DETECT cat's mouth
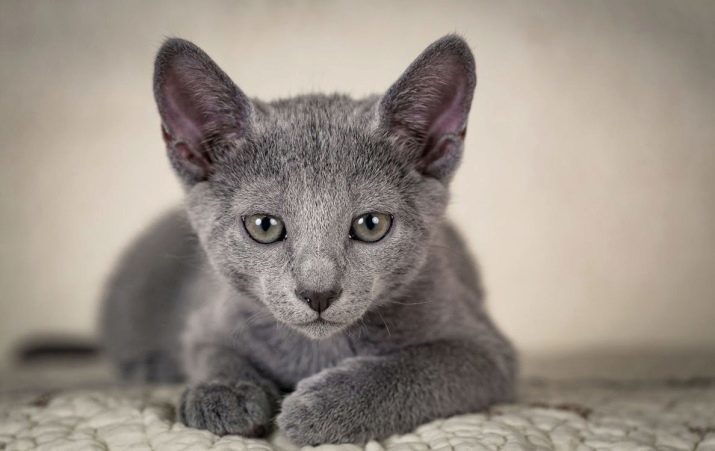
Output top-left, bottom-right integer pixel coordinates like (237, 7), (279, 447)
(292, 317), (346, 339)
(295, 318), (342, 326)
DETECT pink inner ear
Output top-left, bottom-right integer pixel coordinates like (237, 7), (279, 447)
(161, 71), (206, 151)
(419, 72), (469, 170)
(159, 70), (215, 177)
(426, 81), (466, 144)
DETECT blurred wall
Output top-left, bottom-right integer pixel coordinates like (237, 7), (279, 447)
(1, 0), (714, 365)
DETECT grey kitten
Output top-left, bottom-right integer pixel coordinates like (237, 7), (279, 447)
(100, 34), (516, 445)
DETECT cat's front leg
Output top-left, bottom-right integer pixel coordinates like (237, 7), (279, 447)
(179, 344), (280, 437)
(277, 340), (516, 446)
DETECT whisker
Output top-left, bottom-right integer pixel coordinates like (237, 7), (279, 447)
(385, 300), (432, 306)
(358, 317), (368, 340)
(376, 310), (391, 337)
(245, 310), (267, 325)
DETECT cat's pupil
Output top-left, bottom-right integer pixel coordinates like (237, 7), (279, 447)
(357, 215), (379, 231)
(366, 215), (378, 230)
(257, 217), (275, 232)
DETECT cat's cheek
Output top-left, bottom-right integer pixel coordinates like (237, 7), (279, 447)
(184, 182), (221, 243)
(342, 222), (424, 304)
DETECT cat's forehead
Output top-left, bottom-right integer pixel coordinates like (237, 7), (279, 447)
(246, 94), (406, 181)
(258, 94), (377, 154)
(222, 94), (415, 214)
(265, 93), (377, 124)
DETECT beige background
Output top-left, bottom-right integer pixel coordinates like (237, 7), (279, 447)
(1, 0), (714, 366)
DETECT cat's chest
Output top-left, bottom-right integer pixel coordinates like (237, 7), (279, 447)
(237, 316), (358, 389)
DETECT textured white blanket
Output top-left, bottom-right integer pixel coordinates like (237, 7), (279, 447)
(1, 357), (714, 450)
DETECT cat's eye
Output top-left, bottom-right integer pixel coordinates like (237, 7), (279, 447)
(243, 214), (286, 244)
(350, 212), (393, 243)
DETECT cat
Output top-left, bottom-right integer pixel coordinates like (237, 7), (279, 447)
(100, 34), (517, 446)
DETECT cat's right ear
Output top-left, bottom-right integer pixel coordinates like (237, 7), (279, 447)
(153, 38), (252, 184)
(379, 35), (476, 182)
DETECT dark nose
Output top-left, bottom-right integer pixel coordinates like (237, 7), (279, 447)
(295, 288), (341, 314)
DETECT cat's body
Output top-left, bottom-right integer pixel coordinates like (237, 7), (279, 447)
(101, 36), (516, 445)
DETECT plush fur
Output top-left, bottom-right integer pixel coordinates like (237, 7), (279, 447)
(100, 34), (517, 446)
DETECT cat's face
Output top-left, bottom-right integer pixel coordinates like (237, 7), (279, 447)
(153, 36), (476, 338)
(184, 100), (447, 338)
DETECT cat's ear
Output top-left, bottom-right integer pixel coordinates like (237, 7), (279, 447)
(153, 38), (252, 184)
(379, 34), (476, 181)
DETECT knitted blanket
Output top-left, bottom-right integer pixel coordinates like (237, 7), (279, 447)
(1, 355), (714, 450)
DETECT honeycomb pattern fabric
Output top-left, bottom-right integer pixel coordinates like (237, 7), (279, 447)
(1, 378), (714, 451)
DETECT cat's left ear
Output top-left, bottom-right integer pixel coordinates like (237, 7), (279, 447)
(379, 34), (476, 181)
(153, 38), (253, 185)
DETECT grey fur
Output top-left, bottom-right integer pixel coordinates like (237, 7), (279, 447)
(100, 34), (517, 445)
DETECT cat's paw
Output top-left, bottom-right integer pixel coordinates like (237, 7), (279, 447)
(179, 381), (272, 437)
(277, 367), (369, 445)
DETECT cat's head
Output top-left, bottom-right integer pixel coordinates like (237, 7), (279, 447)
(153, 35), (476, 339)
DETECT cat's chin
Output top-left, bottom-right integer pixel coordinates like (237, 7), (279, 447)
(291, 318), (346, 340)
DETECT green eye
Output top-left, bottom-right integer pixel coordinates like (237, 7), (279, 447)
(243, 214), (286, 244)
(350, 212), (392, 243)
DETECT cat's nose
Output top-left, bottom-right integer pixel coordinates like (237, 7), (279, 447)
(295, 288), (342, 314)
